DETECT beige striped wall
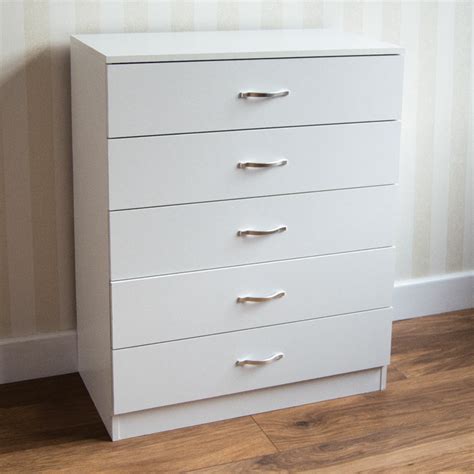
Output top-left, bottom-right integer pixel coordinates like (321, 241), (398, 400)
(0, 0), (472, 339)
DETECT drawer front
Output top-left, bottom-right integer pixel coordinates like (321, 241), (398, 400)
(113, 308), (392, 414)
(108, 121), (400, 210)
(111, 248), (394, 348)
(109, 186), (395, 280)
(107, 56), (403, 137)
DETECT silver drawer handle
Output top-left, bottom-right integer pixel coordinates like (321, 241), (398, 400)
(237, 159), (288, 169)
(238, 90), (290, 99)
(237, 226), (287, 237)
(237, 291), (286, 304)
(236, 353), (284, 367)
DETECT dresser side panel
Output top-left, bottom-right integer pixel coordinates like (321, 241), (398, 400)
(71, 39), (113, 434)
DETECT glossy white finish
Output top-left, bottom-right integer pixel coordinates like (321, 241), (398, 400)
(111, 248), (394, 348)
(71, 41), (113, 436)
(109, 186), (395, 280)
(113, 367), (383, 440)
(113, 308), (391, 414)
(108, 121), (400, 210)
(107, 55), (403, 137)
(71, 29), (402, 64)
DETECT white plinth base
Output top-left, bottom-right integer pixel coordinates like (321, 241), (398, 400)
(110, 367), (385, 441)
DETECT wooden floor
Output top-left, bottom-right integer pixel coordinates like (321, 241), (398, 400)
(0, 309), (472, 472)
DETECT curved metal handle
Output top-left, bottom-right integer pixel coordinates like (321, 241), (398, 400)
(237, 291), (286, 304)
(237, 159), (288, 169)
(237, 226), (287, 237)
(236, 352), (284, 367)
(238, 90), (290, 99)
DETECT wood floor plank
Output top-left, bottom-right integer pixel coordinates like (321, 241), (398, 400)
(198, 432), (474, 473)
(0, 373), (85, 409)
(391, 310), (474, 378)
(0, 374), (108, 454)
(194, 433), (474, 474)
(387, 365), (407, 383)
(252, 366), (473, 451)
(191, 368), (473, 472)
(0, 416), (276, 472)
(305, 433), (474, 473)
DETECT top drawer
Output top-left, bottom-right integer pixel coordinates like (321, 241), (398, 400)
(107, 55), (403, 137)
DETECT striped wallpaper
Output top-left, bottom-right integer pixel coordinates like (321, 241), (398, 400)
(0, 0), (472, 339)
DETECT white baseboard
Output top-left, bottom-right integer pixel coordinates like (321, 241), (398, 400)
(393, 271), (474, 321)
(0, 330), (77, 384)
(0, 272), (471, 384)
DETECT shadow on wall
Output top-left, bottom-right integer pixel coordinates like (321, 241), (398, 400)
(0, 43), (76, 339)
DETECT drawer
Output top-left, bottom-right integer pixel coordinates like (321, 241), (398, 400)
(107, 56), (403, 137)
(113, 308), (392, 414)
(111, 248), (394, 348)
(109, 185), (395, 280)
(108, 121), (400, 210)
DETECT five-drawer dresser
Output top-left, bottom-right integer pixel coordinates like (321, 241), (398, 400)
(71, 29), (403, 440)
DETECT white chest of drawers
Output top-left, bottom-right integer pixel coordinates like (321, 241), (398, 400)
(71, 29), (403, 441)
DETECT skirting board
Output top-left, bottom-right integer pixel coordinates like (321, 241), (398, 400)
(0, 271), (472, 384)
(0, 330), (77, 384)
(393, 271), (473, 321)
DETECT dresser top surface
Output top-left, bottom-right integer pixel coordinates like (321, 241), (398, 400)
(71, 29), (402, 63)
